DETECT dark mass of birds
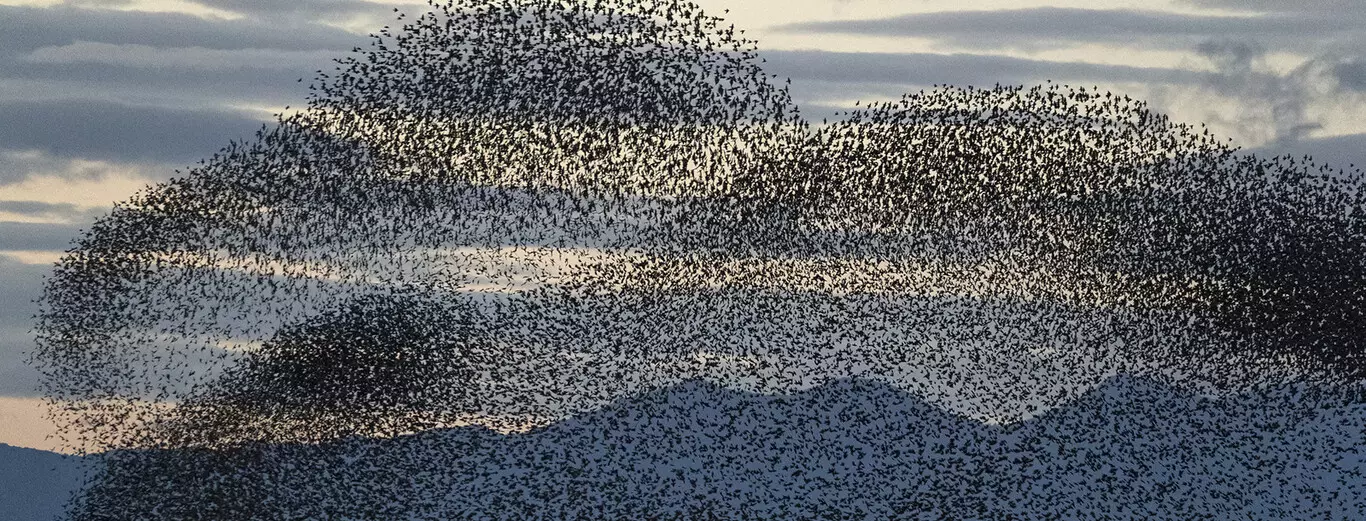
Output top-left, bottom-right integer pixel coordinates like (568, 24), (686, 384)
(28, 0), (1366, 519)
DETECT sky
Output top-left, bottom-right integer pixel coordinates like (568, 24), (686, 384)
(2, 0), (1365, 452)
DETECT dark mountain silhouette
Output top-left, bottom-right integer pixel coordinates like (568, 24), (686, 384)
(0, 444), (85, 521)
(71, 376), (1365, 520)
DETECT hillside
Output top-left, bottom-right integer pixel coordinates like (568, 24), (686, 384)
(0, 444), (85, 521)
(70, 376), (1366, 520)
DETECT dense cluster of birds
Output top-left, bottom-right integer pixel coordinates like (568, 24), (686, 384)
(29, 0), (1366, 519)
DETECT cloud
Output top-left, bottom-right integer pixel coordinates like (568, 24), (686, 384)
(771, 6), (1366, 149)
(0, 222), (84, 251)
(1334, 60), (1366, 91)
(0, 100), (268, 164)
(59, 0), (140, 6)
(774, 8), (1355, 51)
(0, 150), (95, 186)
(1249, 132), (1366, 170)
(1170, 38), (1366, 148)
(0, 5), (365, 56)
(0, 165), (163, 210)
(184, 0), (401, 21)
(761, 49), (1216, 90)
(0, 149), (170, 192)
(0, 200), (99, 223)
(1194, 39), (1318, 144)
(0, 6), (367, 110)
(1180, 0), (1364, 14)
(1195, 40), (1265, 71)
(0, 60), (317, 109)
(23, 42), (338, 71)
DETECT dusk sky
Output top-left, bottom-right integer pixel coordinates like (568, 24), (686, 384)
(3, 0), (1366, 451)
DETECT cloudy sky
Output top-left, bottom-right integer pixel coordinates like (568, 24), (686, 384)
(2, 0), (1364, 451)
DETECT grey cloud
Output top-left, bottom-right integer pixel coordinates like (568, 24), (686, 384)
(23, 42), (339, 72)
(0, 201), (103, 224)
(763, 47), (1365, 165)
(1189, 38), (1359, 147)
(60, 0), (138, 6)
(0, 151), (65, 186)
(774, 8), (1355, 50)
(1249, 132), (1366, 171)
(0, 60), (318, 109)
(1196, 40), (1265, 72)
(1195, 39), (1303, 143)
(0, 222), (85, 251)
(0, 201), (77, 217)
(775, 6), (1366, 152)
(761, 50), (1218, 90)
(1334, 60), (1366, 91)
(1180, 0), (1362, 13)
(0, 149), (169, 186)
(0, 100), (268, 165)
(186, 0), (398, 20)
(0, 5), (366, 57)
(0, 6), (361, 111)
(0, 46), (328, 112)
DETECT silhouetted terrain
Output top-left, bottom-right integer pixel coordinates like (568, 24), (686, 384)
(74, 376), (1365, 520)
(0, 444), (85, 521)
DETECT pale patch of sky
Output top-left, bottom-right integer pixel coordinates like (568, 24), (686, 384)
(0, 397), (61, 452)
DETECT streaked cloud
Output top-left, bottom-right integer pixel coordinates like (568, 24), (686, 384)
(24, 42), (338, 71)
(0, 100), (268, 165)
(1334, 60), (1366, 91)
(763, 49), (1218, 88)
(1247, 132), (1366, 170)
(0, 4), (364, 54)
(0, 250), (65, 265)
(1180, 0), (1365, 14)
(767, 5), (1366, 150)
(0, 164), (162, 205)
(0, 222), (84, 251)
(0, 62), (315, 110)
(776, 8), (1352, 51)
(0, 200), (101, 224)
(183, 0), (409, 21)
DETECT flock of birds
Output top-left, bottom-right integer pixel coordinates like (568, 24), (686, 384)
(28, 0), (1366, 519)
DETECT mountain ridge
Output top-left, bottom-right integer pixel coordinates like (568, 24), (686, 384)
(0, 443), (87, 521)
(60, 374), (1365, 520)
